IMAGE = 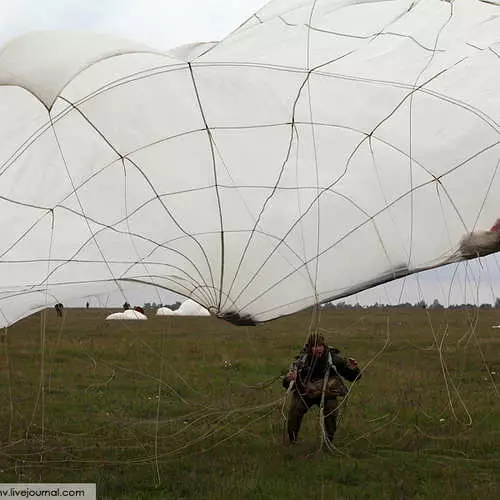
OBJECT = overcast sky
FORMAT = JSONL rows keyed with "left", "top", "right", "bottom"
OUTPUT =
{"left": 1, "top": 0, "right": 499, "bottom": 310}
{"left": 0, "top": 0, "right": 268, "bottom": 49}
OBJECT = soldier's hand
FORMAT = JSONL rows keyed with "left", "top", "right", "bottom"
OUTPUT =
{"left": 287, "top": 371, "right": 297, "bottom": 381}
{"left": 348, "top": 357, "right": 358, "bottom": 369}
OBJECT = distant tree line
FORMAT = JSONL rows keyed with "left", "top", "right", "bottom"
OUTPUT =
{"left": 142, "top": 301, "right": 182, "bottom": 310}
{"left": 323, "top": 298, "right": 500, "bottom": 310}
{"left": 141, "top": 298, "right": 500, "bottom": 311}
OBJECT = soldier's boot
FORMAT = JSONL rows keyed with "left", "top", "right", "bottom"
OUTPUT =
{"left": 287, "top": 393, "right": 309, "bottom": 444}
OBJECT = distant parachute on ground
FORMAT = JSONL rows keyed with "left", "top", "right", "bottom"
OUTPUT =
{"left": 156, "top": 307, "right": 176, "bottom": 317}
{"left": 156, "top": 299, "right": 210, "bottom": 317}
{"left": 106, "top": 310, "right": 148, "bottom": 320}
{"left": 0, "top": 0, "right": 499, "bottom": 327}
{"left": 176, "top": 299, "right": 211, "bottom": 317}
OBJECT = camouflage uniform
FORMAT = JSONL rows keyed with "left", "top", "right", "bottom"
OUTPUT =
{"left": 283, "top": 335, "right": 360, "bottom": 444}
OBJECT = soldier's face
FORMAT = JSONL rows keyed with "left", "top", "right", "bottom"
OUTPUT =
{"left": 311, "top": 345, "right": 325, "bottom": 357}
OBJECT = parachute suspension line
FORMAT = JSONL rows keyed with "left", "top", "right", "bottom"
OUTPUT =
{"left": 209, "top": 136, "right": 305, "bottom": 313}
{"left": 217, "top": 82, "right": 307, "bottom": 313}
{"left": 332, "top": 318, "right": 390, "bottom": 453}
{"left": 220, "top": 39, "right": 363, "bottom": 313}
{"left": 416, "top": 273, "right": 473, "bottom": 426}
{"left": 187, "top": 62, "right": 225, "bottom": 311}
{"left": 482, "top": 255, "right": 500, "bottom": 317}
{"left": 223, "top": 42, "right": 361, "bottom": 311}
{"left": 290, "top": 125, "right": 321, "bottom": 335}
{"left": 458, "top": 261, "right": 499, "bottom": 397}
{"left": 210, "top": 129, "right": 321, "bottom": 315}
{"left": 368, "top": 135, "right": 410, "bottom": 271}
{"left": 434, "top": 179, "right": 460, "bottom": 263}
{"left": 29, "top": 209, "right": 55, "bottom": 467}
{"left": 305, "top": 0, "right": 322, "bottom": 322}
{"left": 48, "top": 111, "right": 129, "bottom": 302}
{"left": 47, "top": 298, "right": 67, "bottom": 397}
{"left": 292, "top": 89, "right": 322, "bottom": 333}
{"left": 2, "top": 326, "right": 14, "bottom": 442}
{"left": 115, "top": 219, "right": 216, "bottom": 306}
{"left": 40, "top": 210, "right": 56, "bottom": 454}
{"left": 456, "top": 261, "right": 480, "bottom": 346}
{"left": 470, "top": 318, "right": 500, "bottom": 397}
{"left": 407, "top": 1, "right": 454, "bottom": 270}
{"left": 318, "top": 356, "right": 330, "bottom": 450}
{"left": 318, "top": 354, "right": 350, "bottom": 455}
{"left": 57, "top": 96, "right": 218, "bottom": 308}
{"left": 223, "top": 65, "right": 324, "bottom": 311}
{"left": 472, "top": 158, "right": 500, "bottom": 232}
{"left": 154, "top": 325, "right": 166, "bottom": 487}
{"left": 120, "top": 157, "right": 162, "bottom": 306}
{"left": 224, "top": 8, "right": 432, "bottom": 313}
{"left": 429, "top": 130, "right": 500, "bottom": 252}
{"left": 281, "top": 380, "right": 294, "bottom": 444}
{"left": 233, "top": 59, "right": 455, "bottom": 315}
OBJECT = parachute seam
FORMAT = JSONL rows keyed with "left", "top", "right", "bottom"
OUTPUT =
{"left": 303, "top": 25, "right": 445, "bottom": 53}
{"left": 3, "top": 57, "right": 499, "bottom": 182}
{"left": 47, "top": 113, "right": 129, "bottom": 301}
{"left": 208, "top": 130, "right": 308, "bottom": 313}
{"left": 41, "top": 205, "right": 215, "bottom": 306}
{"left": 226, "top": 7, "right": 463, "bottom": 309}
{"left": 57, "top": 95, "right": 218, "bottom": 307}
{"left": 406, "top": 0, "right": 454, "bottom": 275}
{"left": 306, "top": 0, "right": 322, "bottom": 315}
{"left": 120, "top": 157, "right": 164, "bottom": 306}
{"left": 237, "top": 148, "right": 500, "bottom": 314}
{"left": 187, "top": 62, "right": 226, "bottom": 311}
{"left": 220, "top": 45, "right": 363, "bottom": 312}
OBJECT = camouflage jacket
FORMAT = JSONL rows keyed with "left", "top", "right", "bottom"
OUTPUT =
{"left": 282, "top": 345, "right": 361, "bottom": 395}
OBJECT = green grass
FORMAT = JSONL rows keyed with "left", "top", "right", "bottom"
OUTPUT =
{"left": 0, "top": 307, "right": 499, "bottom": 499}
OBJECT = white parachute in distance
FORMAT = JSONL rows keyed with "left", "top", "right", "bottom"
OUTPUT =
{"left": 156, "top": 299, "right": 211, "bottom": 317}
{"left": 176, "top": 299, "right": 211, "bottom": 317}
{"left": 0, "top": 0, "right": 499, "bottom": 327}
{"left": 156, "top": 307, "right": 176, "bottom": 317}
{"left": 106, "top": 309, "right": 148, "bottom": 320}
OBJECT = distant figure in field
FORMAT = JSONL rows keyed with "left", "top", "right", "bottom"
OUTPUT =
{"left": 123, "top": 301, "right": 131, "bottom": 310}
{"left": 283, "top": 333, "right": 361, "bottom": 445}
{"left": 54, "top": 303, "right": 64, "bottom": 317}
{"left": 86, "top": 302, "right": 90, "bottom": 309}
{"left": 134, "top": 305, "right": 145, "bottom": 314}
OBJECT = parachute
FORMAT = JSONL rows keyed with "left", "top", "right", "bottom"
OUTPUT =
{"left": 0, "top": 0, "right": 499, "bottom": 327}
{"left": 177, "top": 299, "right": 211, "bottom": 317}
{"left": 156, "top": 307, "right": 177, "bottom": 317}
{"left": 156, "top": 299, "right": 211, "bottom": 317}
{"left": 106, "top": 309, "right": 148, "bottom": 320}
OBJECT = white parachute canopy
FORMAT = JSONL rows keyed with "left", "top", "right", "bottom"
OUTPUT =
{"left": 156, "top": 307, "right": 176, "bottom": 316}
{"left": 176, "top": 299, "right": 211, "bottom": 317}
{"left": 156, "top": 299, "right": 210, "bottom": 317}
{"left": 106, "top": 309, "right": 148, "bottom": 320}
{"left": 1, "top": 0, "right": 500, "bottom": 327}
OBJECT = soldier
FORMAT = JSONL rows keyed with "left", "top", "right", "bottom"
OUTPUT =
{"left": 54, "top": 303, "right": 64, "bottom": 317}
{"left": 283, "top": 332, "right": 360, "bottom": 444}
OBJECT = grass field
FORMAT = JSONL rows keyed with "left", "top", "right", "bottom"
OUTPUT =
{"left": 0, "top": 307, "right": 499, "bottom": 499}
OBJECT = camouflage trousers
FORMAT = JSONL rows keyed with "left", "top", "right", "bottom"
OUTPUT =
{"left": 287, "top": 391, "right": 338, "bottom": 443}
